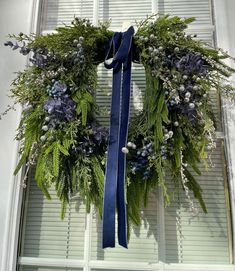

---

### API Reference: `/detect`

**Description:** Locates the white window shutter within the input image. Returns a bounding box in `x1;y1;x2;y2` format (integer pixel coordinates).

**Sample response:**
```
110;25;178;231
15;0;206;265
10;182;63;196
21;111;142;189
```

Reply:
96;0;151;125
20;172;86;260
165;140;232;264
91;193;159;262
98;0;152;31
158;0;213;25
39;0;94;32
158;0;214;44
157;0;231;264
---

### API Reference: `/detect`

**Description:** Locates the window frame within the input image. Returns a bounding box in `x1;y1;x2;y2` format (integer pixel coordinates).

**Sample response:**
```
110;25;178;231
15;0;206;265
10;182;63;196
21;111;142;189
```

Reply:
1;0;235;270
213;0;235;263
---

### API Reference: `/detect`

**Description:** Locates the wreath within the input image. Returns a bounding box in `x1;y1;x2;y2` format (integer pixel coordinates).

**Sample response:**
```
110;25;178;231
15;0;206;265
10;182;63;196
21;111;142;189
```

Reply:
4;15;235;248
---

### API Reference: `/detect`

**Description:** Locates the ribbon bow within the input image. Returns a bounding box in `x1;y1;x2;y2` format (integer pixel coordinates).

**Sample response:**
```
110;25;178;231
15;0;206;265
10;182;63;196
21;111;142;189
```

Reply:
102;26;135;249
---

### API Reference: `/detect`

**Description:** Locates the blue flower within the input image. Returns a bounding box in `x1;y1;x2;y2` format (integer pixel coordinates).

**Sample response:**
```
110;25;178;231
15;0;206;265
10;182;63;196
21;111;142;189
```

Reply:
176;53;206;75
19;46;30;55
91;125;109;145
73;125;108;155
44;97;76;127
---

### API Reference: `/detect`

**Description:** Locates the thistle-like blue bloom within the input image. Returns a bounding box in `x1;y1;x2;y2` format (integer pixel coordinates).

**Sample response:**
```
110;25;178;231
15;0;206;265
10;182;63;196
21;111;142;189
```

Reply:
74;125;108;155
19;46;30;55
176;53;206;75
92;125;109;145
48;81;67;97
30;53;48;67
44;97;76;127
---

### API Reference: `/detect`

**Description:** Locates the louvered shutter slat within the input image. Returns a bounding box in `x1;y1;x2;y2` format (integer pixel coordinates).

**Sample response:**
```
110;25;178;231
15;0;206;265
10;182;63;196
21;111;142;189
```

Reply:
165;141;231;264
21;175;86;260
91;194;158;262
40;0;93;32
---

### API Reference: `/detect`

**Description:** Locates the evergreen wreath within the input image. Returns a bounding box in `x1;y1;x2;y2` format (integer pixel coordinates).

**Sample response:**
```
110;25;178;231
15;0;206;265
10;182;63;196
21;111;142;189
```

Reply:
4;15;235;236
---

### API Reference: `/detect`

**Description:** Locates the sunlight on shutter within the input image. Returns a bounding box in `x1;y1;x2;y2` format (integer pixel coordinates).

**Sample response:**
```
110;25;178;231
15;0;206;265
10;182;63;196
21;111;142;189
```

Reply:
165;141;231;264
39;0;93;32
158;0;213;26
98;0;152;31
96;0;151;125
96;63;146;126
157;0;232;264
91;193;158;262
20;172;86;260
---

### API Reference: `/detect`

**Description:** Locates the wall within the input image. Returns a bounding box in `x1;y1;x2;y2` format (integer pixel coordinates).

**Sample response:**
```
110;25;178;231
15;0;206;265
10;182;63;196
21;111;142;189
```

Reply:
0;0;33;269
227;0;235;58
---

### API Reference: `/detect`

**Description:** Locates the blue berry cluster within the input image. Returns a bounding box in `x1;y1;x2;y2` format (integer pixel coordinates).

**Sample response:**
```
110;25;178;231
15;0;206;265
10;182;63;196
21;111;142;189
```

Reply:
129;139;154;180
72;37;85;64
165;79;201;122
145;44;207;124
166;88;198;124
160;144;173;160
47;81;68;97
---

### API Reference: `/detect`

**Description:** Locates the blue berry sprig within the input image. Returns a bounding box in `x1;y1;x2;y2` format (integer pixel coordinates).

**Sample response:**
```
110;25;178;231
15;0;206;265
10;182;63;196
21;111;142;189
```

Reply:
72;37;85;64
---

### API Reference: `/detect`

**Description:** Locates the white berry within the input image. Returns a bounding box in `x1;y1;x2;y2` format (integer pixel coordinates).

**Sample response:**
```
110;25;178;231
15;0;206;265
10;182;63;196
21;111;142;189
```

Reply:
42;125;49;132
185;92;191;98
189;103;195;109
179;85;185;92
164;134;170;140
127;142;133;148
132;143;136;149
45;116;50;122
153;48;159;54
174;121;179;127
174;47;180;53
40;135;46;142
121;147;129;154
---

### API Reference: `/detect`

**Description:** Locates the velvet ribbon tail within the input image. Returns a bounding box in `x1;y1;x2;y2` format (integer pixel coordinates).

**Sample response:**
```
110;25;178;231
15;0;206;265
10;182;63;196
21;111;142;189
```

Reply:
102;26;134;249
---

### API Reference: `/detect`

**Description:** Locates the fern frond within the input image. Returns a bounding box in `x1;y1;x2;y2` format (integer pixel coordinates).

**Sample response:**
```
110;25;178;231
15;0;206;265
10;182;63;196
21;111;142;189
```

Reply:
53;143;60;177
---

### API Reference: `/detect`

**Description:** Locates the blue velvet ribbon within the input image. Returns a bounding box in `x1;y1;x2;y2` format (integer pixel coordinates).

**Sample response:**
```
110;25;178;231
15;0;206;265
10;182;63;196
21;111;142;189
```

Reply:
102;26;134;249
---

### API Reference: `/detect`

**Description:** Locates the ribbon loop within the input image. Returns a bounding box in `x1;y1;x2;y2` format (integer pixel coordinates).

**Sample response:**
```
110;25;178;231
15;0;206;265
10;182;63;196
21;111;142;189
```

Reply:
102;26;134;249
104;26;134;69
